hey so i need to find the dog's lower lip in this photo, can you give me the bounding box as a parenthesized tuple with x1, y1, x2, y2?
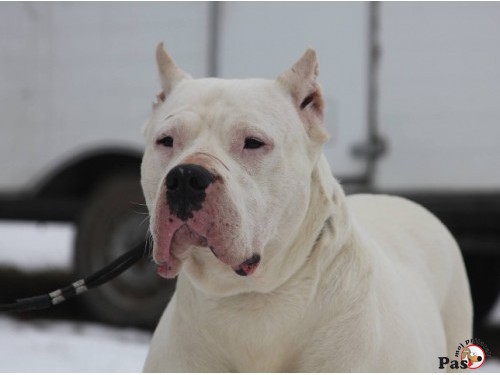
(209, 246, 218, 258)
(234, 253, 261, 276)
(156, 263, 170, 277)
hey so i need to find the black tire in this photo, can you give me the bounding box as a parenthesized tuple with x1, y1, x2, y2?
(74, 172, 175, 329)
(463, 253, 500, 329)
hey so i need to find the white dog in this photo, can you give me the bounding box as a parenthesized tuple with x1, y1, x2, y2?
(140, 43, 472, 372)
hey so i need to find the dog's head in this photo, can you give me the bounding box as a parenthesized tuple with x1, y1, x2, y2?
(141, 43, 330, 295)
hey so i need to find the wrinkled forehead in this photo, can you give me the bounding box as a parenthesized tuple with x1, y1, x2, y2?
(149, 78, 300, 137)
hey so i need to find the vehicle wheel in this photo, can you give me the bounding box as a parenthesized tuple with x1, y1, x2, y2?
(74, 172, 175, 329)
(463, 253, 500, 328)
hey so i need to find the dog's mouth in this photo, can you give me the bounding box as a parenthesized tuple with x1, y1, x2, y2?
(234, 253, 261, 276)
(155, 223, 261, 278)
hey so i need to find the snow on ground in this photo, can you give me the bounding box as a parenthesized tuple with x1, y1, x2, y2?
(0, 221, 151, 372)
(0, 221, 74, 271)
(0, 314, 498, 373)
(0, 220, 500, 372)
(0, 315, 151, 372)
(478, 359, 500, 373)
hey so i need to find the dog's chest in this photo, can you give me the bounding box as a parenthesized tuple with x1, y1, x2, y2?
(200, 292, 310, 371)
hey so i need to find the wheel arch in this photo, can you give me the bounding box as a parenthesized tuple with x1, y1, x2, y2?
(34, 146, 143, 201)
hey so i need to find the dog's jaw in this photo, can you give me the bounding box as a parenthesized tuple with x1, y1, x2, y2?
(156, 224, 207, 278)
(152, 178, 263, 279)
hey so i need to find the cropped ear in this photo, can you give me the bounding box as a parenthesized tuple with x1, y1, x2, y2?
(277, 48, 329, 144)
(155, 42, 191, 103)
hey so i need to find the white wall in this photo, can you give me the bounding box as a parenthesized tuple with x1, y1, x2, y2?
(0, 2, 371, 192)
(377, 2, 500, 190)
(217, 2, 370, 177)
(2, 2, 499, 193)
(0, 2, 210, 190)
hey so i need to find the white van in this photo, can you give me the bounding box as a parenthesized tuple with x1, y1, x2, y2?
(1, 2, 499, 328)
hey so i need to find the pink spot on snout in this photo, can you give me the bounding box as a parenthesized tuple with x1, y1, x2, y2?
(241, 261, 259, 275)
(234, 254, 261, 276)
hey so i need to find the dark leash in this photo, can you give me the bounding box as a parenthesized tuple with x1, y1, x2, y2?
(0, 243, 148, 313)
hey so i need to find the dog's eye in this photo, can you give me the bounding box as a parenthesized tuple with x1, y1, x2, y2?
(157, 136, 174, 148)
(244, 137, 265, 150)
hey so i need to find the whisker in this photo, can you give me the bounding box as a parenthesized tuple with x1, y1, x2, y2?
(140, 214, 151, 228)
(144, 229, 154, 260)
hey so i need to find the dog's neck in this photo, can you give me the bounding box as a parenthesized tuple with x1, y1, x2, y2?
(179, 154, 354, 298)
(254, 154, 353, 293)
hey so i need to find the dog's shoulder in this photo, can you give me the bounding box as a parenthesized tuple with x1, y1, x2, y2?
(346, 193, 456, 250)
(346, 193, 461, 297)
(346, 193, 443, 229)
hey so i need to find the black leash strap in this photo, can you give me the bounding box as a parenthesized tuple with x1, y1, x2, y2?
(0, 243, 147, 313)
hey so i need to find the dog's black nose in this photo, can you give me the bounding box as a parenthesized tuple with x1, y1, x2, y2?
(477, 356, 482, 362)
(166, 164, 215, 221)
(166, 164, 213, 192)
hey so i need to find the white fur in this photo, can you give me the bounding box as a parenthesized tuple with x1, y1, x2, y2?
(141, 45, 472, 372)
